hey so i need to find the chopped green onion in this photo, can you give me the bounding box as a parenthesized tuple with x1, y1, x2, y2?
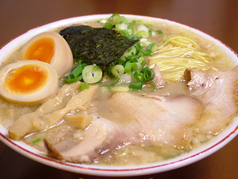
(111, 64, 125, 76)
(82, 65, 103, 84)
(116, 29, 131, 37)
(65, 75, 82, 83)
(109, 13, 121, 24)
(65, 61, 87, 83)
(117, 59, 127, 66)
(145, 24, 152, 30)
(133, 71, 144, 82)
(136, 25, 149, 37)
(124, 62, 133, 74)
(137, 25, 149, 32)
(105, 22, 115, 29)
(135, 62, 142, 71)
(141, 50, 151, 56)
(103, 76, 120, 88)
(131, 63, 140, 71)
(124, 62, 139, 74)
(129, 82, 143, 90)
(109, 13, 127, 24)
(123, 46, 136, 59)
(98, 13, 160, 91)
(116, 23, 128, 30)
(128, 23, 136, 34)
(134, 42, 143, 52)
(135, 30, 149, 37)
(145, 24, 153, 36)
(127, 34, 141, 40)
(134, 19, 144, 24)
(140, 38, 152, 47)
(71, 61, 87, 77)
(110, 86, 130, 92)
(32, 138, 42, 144)
(156, 30, 163, 34)
(80, 82, 89, 91)
(138, 57, 146, 67)
(142, 80, 156, 92)
(147, 43, 158, 53)
(141, 67, 155, 81)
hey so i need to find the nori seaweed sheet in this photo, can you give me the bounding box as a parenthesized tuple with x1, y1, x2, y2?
(59, 25, 139, 70)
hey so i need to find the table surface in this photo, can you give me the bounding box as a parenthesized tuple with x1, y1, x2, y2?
(0, 0, 237, 179)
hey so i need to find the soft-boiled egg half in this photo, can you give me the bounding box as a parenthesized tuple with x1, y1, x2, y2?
(21, 31, 73, 77)
(0, 60, 58, 104)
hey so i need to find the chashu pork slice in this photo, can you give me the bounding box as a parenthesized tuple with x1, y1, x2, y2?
(187, 66, 238, 134)
(102, 93, 203, 147)
(45, 93, 203, 163)
(45, 114, 136, 163)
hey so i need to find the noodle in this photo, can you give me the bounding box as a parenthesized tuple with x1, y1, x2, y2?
(149, 35, 215, 81)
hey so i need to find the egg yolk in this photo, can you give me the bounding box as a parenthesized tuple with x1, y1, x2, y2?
(24, 36, 55, 64)
(4, 65, 48, 95)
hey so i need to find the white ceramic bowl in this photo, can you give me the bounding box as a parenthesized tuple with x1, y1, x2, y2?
(0, 14, 237, 177)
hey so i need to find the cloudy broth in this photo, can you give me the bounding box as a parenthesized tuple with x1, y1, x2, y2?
(0, 17, 235, 166)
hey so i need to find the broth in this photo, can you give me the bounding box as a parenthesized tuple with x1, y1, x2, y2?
(0, 15, 236, 166)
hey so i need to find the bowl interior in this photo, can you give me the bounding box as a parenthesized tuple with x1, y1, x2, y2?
(0, 14, 237, 177)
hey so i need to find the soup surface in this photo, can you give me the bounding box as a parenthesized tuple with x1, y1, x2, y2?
(0, 14, 237, 166)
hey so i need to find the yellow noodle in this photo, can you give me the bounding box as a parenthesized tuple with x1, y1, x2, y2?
(169, 36, 200, 49)
(149, 35, 214, 81)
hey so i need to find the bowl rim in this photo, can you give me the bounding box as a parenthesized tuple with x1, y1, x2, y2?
(0, 14, 238, 177)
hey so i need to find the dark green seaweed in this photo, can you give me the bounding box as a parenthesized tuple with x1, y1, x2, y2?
(59, 25, 139, 70)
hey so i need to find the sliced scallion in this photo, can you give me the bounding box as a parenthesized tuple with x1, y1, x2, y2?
(110, 86, 130, 92)
(138, 57, 146, 67)
(124, 62, 133, 74)
(128, 23, 136, 34)
(156, 30, 163, 34)
(147, 43, 158, 53)
(109, 13, 127, 24)
(141, 67, 155, 81)
(65, 75, 82, 83)
(71, 61, 87, 77)
(129, 82, 143, 90)
(133, 71, 143, 82)
(109, 13, 121, 24)
(116, 23, 128, 30)
(135, 30, 149, 37)
(124, 62, 139, 75)
(105, 22, 115, 29)
(97, 13, 160, 91)
(82, 65, 103, 84)
(32, 138, 42, 144)
(65, 60, 87, 83)
(142, 80, 156, 92)
(136, 25, 149, 37)
(80, 82, 89, 91)
(116, 29, 131, 37)
(111, 64, 125, 76)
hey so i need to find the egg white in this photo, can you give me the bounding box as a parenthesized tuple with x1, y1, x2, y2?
(0, 60, 59, 104)
(21, 31, 73, 77)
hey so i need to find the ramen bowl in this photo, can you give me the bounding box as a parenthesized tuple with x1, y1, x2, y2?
(0, 14, 237, 177)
